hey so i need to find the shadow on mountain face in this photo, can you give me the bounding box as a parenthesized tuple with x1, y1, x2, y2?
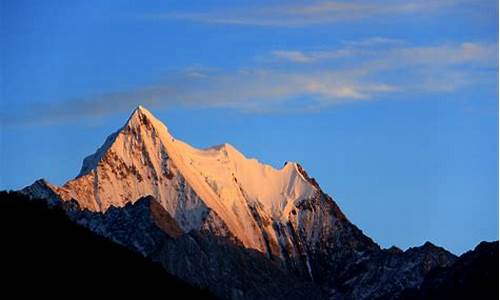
(0, 191, 217, 299)
(60, 193, 328, 300)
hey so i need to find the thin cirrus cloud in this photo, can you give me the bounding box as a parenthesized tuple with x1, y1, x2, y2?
(2, 40, 497, 125)
(4, 69, 396, 125)
(272, 40, 498, 63)
(271, 49, 354, 63)
(156, 0, 470, 27)
(270, 37, 405, 63)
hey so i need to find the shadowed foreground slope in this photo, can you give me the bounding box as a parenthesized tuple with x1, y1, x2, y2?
(0, 191, 216, 298)
(1, 189, 498, 299)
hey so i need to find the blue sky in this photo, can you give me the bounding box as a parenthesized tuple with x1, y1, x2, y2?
(1, 0, 498, 254)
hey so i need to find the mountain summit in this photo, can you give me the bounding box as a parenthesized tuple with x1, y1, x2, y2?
(21, 106, 464, 299)
(33, 105, 368, 258)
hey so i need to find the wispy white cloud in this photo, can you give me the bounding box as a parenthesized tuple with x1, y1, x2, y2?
(270, 37, 406, 63)
(272, 41, 498, 65)
(340, 37, 405, 47)
(2, 40, 497, 125)
(384, 42, 499, 67)
(153, 0, 470, 27)
(272, 49, 355, 63)
(1, 68, 397, 124)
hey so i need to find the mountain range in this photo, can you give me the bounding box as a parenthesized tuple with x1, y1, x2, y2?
(5, 106, 497, 299)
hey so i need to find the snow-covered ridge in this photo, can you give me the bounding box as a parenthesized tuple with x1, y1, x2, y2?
(30, 105, 323, 254)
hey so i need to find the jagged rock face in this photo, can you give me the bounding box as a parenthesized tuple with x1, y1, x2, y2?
(61, 108, 211, 236)
(26, 106, 375, 261)
(329, 243, 457, 300)
(63, 196, 327, 300)
(20, 106, 461, 300)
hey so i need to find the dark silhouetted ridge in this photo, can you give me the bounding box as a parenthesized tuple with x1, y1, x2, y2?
(398, 240, 499, 300)
(0, 191, 217, 299)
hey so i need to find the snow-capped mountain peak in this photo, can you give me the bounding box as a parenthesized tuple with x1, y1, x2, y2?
(24, 105, 350, 255)
(18, 105, 470, 300)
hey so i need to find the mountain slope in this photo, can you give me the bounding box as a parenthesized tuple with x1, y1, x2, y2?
(19, 105, 484, 299)
(0, 191, 216, 298)
(25, 106, 377, 261)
